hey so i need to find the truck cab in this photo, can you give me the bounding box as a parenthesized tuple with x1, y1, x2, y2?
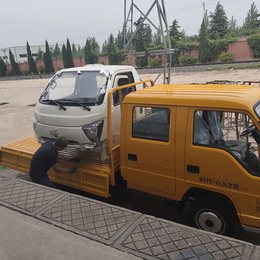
(120, 84, 260, 236)
(33, 65, 140, 160)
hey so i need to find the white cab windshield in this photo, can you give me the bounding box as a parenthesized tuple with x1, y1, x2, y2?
(40, 71, 108, 106)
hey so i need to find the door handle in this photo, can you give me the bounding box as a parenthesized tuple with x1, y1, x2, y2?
(128, 154, 137, 161)
(187, 165, 200, 174)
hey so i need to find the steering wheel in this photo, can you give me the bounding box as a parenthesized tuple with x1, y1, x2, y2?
(240, 124, 256, 137)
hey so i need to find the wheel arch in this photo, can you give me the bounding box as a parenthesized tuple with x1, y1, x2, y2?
(181, 187, 240, 221)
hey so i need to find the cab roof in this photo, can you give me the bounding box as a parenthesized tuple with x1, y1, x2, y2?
(125, 84, 260, 111)
(56, 64, 135, 74)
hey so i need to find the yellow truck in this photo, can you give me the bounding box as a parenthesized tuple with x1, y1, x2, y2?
(2, 80, 260, 237)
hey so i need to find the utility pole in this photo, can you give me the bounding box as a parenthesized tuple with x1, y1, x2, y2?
(123, 0, 176, 84)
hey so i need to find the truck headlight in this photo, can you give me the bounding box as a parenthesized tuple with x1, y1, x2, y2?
(33, 116, 38, 130)
(82, 120, 104, 143)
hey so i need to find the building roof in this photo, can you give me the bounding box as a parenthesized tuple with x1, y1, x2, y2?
(125, 84, 260, 112)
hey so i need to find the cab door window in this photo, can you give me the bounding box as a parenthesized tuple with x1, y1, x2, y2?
(132, 107, 170, 142)
(193, 110, 260, 176)
(113, 72, 135, 106)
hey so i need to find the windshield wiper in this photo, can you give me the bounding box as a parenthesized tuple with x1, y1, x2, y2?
(43, 99, 67, 111)
(59, 99, 91, 111)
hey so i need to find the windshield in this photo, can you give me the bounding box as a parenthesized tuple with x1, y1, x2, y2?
(40, 71, 108, 106)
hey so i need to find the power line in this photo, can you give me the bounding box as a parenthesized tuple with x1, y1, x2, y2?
(51, 0, 244, 45)
(167, 0, 243, 16)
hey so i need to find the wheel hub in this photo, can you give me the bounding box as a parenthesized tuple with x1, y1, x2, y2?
(196, 210, 225, 234)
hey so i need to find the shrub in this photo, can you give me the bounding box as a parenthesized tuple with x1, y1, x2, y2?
(149, 56, 162, 67)
(37, 65, 45, 73)
(21, 69, 30, 76)
(6, 68, 12, 76)
(247, 34, 260, 59)
(218, 52, 235, 63)
(179, 54, 197, 65)
(120, 60, 131, 66)
(96, 61, 105, 65)
(209, 39, 229, 61)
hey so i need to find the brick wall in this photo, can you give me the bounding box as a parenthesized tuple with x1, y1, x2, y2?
(5, 40, 256, 72)
(228, 40, 254, 60)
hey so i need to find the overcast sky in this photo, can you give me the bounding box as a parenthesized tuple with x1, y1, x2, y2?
(1, 0, 259, 49)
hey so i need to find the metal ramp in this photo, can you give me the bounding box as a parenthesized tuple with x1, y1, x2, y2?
(0, 136, 110, 198)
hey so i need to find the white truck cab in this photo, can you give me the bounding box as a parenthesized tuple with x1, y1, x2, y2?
(33, 64, 140, 160)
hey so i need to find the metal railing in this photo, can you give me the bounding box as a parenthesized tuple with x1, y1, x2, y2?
(107, 79, 155, 185)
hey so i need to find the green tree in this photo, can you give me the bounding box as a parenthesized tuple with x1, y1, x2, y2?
(66, 38, 74, 68)
(84, 38, 98, 64)
(209, 2, 229, 39)
(171, 38, 180, 65)
(62, 44, 68, 68)
(26, 42, 37, 74)
(204, 10, 210, 33)
(90, 37, 100, 53)
(198, 19, 212, 63)
(169, 19, 182, 41)
(36, 47, 44, 61)
(115, 30, 124, 50)
(243, 2, 260, 30)
(132, 18, 147, 67)
(101, 39, 109, 54)
(153, 26, 162, 46)
(43, 40, 54, 74)
(72, 43, 77, 53)
(144, 24, 153, 47)
(135, 30, 148, 67)
(0, 57, 7, 77)
(229, 16, 238, 32)
(9, 49, 21, 76)
(52, 43, 60, 59)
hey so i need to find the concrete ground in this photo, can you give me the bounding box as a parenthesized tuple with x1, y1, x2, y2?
(1, 169, 260, 260)
(0, 206, 141, 260)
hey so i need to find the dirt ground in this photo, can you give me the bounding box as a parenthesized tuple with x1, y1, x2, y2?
(0, 69, 259, 146)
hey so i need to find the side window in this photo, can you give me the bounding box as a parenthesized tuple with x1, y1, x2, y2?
(113, 72, 135, 106)
(132, 107, 170, 142)
(193, 110, 260, 176)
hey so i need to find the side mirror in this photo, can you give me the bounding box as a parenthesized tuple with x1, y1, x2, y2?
(100, 70, 110, 78)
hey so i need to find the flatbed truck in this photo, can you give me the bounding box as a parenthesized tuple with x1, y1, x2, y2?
(2, 80, 260, 236)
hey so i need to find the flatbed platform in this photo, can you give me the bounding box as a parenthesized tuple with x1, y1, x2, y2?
(0, 136, 112, 197)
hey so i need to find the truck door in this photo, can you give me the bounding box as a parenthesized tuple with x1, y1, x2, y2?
(111, 72, 135, 148)
(124, 105, 176, 198)
(185, 108, 260, 227)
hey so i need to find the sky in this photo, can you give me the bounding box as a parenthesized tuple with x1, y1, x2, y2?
(0, 0, 259, 49)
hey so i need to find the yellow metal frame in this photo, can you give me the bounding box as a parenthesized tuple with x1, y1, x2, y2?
(107, 79, 155, 186)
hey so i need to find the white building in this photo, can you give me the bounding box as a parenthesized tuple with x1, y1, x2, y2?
(0, 44, 80, 64)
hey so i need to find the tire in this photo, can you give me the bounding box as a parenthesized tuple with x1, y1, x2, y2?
(188, 197, 238, 237)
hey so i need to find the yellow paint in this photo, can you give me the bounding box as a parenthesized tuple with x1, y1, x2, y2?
(120, 83, 260, 228)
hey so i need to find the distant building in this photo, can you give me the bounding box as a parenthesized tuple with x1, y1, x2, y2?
(0, 44, 80, 64)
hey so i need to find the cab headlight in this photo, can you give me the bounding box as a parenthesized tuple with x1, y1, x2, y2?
(33, 116, 38, 130)
(82, 120, 104, 143)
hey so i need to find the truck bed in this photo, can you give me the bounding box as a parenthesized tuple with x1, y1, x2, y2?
(0, 136, 111, 198)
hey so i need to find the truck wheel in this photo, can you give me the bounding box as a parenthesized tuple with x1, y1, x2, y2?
(188, 197, 237, 237)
